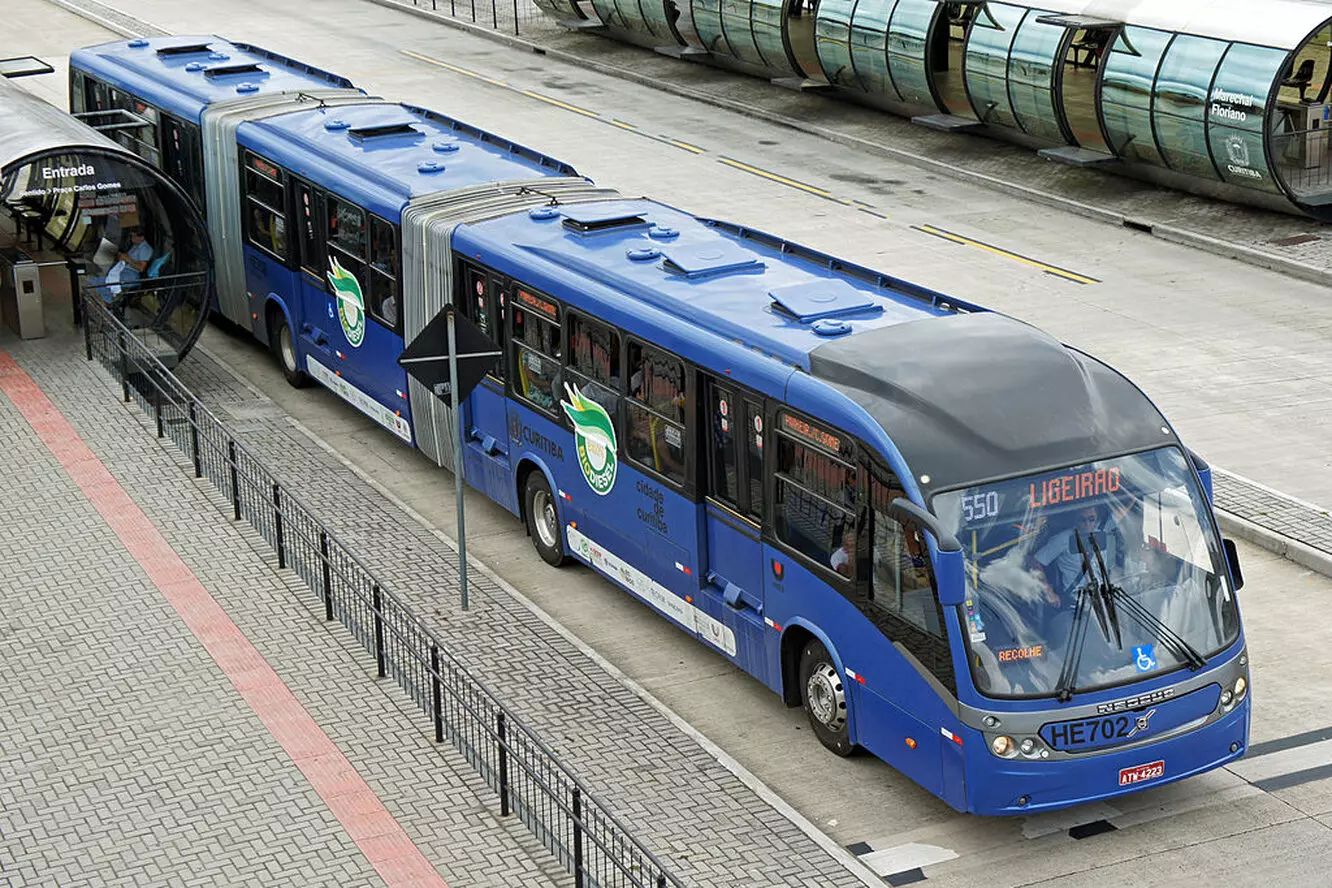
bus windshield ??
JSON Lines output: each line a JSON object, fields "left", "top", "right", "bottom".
{"left": 933, "top": 447, "right": 1240, "bottom": 699}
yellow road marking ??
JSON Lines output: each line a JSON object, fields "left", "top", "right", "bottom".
{"left": 915, "top": 224, "right": 1099, "bottom": 285}
{"left": 400, "top": 49, "right": 507, "bottom": 87}
{"left": 669, "top": 139, "right": 704, "bottom": 154}
{"left": 611, "top": 119, "right": 637, "bottom": 130}
{"left": 519, "top": 89, "right": 600, "bottom": 118}
{"left": 717, "top": 157, "right": 831, "bottom": 198}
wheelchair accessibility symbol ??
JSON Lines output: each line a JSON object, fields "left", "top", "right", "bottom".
{"left": 1134, "top": 644, "right": 1157, "bottom": 673}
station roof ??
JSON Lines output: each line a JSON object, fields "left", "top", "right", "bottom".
{"left": 461, "top": 198, "right": 958, "bottom": 370}
{"left": 1032, "top": 0, "right": 1332, "bottom": 50}
{"left": 70, "top": 36, "right": 356, "bottom": 119}
{"left": 240, "top": 101, "right": 578, "bottom": 217}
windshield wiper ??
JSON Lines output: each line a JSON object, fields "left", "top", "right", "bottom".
{"left": 1054, "top": 533, "right": 1111, "bottom": 702}
{"left": 1088, "top": 536, "right": 1123, "bottom": 649}
{"left": 1088, "top": 538, "right": 1206, "bottom": 670}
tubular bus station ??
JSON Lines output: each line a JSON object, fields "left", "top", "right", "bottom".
{"left": 535, "top": 0, "right": 1332, "bottom": 218}
{"left": 0, "top": 62, "right": 211, "bottom": 366}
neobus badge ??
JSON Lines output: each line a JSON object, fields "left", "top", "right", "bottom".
{"left": 1030, "top": 467, "right": 1120, "bottom": 508}
{"left": 1095, "top": 686, "right": 1175, "bottom": 715}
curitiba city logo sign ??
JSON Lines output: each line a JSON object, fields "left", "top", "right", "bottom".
{"left": 328, "top": 256, "right": 366, "bottom": 347}
{"left": 562, "top": 382, "right": 617, "bottom": 495}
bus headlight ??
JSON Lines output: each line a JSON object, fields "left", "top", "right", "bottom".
{"left": 1019, "top": 737, "right": 1037, "bottom": 756}
{"left": 991, "top": 735, "right": 1016, "bottom": 758}
{"left": 1233, "top": 676, "right": 1247, "bottom": 700}
{"left": 1220, "top": 689, "right": 1233, "bottom": 709}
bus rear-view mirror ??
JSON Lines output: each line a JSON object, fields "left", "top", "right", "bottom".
{"left": 1223, "top": 538, "right": 1244, "bottom": 591}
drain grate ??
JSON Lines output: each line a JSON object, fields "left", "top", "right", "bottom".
{"left": 1269, "top": 233, "right": 1321, "bottom": 247}
{"left": 1069, "top": 819, "right": 1119, "bottom": 839}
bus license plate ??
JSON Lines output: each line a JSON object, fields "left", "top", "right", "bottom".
{"left": 1118, "top": 760, "right": 1165, "bottom": 786}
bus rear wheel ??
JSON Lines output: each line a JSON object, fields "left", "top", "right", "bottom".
{"left": 799, "top": 639, "right": 856, "bottom": 757}
{"left": 524, "top": 472, "right": 569, "bottom": 567}
{"left": 270, "top": 312, "right": 309, "bottom": 388}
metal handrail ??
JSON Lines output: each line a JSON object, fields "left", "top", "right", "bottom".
{"left": 80, "top": 290, "right": 685, "bottom": 888}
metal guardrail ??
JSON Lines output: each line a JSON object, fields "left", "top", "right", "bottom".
{"left": 81, "top": 292, "right": 684, "bottom": 888}
{"left": 1271, "top": 127, "right": 1332, "bottom": 197}
{"left": 403, "top": 0, "right": 545, "bottom": 35}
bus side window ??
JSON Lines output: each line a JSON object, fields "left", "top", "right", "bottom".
{"left": 326, "top": 194, "right": 367, "bottom": 286}
{"left": 705, "top": 379, "right": 740, "bottom": 509}
{"left": 162, "top": 116, "right": 205, "bottom": 220}
{"left": 625, "top": 341, "right": 686, "bottom": 486}
{"left": 774, "top": 424, "right": 857, "bottom": 578}
{"left": 459, "top": 265, "right": 507, "bottom": 380}
{"left": 295, "top": 182, "right": 323, "bottom": 277}
{"left": 566, "top": 312, "right": 621, "bottom": 421}
{"left": 242, "top": 151, "right": 289, "bottom": 263}
{"left": 70, "top": 72, "right": 87, "bottom": 114}
{"left": 367, "top": 215, "right": 398, "bottom": 332}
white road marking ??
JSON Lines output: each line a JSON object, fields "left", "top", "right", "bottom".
{"left": 860, "top": 842, "right": 959, "bottom": 876}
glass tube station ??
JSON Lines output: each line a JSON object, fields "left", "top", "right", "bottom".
{"left": 535, "top": 0, "right": 1332, "bottom": 217}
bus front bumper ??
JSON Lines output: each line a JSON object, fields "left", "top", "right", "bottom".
{"left": 964, "top": 698, "right": 1250, "bottom": 816}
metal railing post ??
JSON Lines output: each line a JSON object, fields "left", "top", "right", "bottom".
{"left": 657, "top": 875, "right": 667, "bottom": 888}
{"left": 573, "top": 787, "right": 585, "bottom": 888}
{"left": 229, "top": 439, "right": 241, "bottom": 521}
{"left": 154, "top": 384, "right": 164, "bottom": 438}
{"left": 431, "top": 644, "right": 444, "bottom": 743}
{"left": 188, "top": 402, "right": 201, "bottom": 477}
{"left": 498, "top": 711, "right": 510, "bottom": 816}
{"left": 118, "top": 332, "right": 130, "bottom": 402}
{"left": 513, "top": 0, "right": 519, "bottom": 35}
{"left": 83, "top": 306, "right": 93, "bottom": 360}
{"left": 68, "top": 260, "right": 83, "bottom": 328}
{"left": 320, "top": 530, "right": 333, "bottom": 621}
{"left": 372, "top": 583, "right": 386, "bottom": 678}
{"left": 273, "top": 483, "right": 286, "bottom": 569}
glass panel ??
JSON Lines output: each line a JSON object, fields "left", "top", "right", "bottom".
{"left": 1152, "top": 35, "right": 1228, "bottom": 178}
{"left": 296, "top": 184, "right": 321, "bottom": 274}
{"left": 816, "top": 0, "right": 860, "bottom": 90}
{"left": 533, "top": 0, "right": 583, "bottom": 18}
{"left": 1101, "top": 27, "right": 1172, "bottom": 167}
{"left": 246, "top": 201, "right": 288, "bottom": 260}
{"left": 1008, "top": 10, "right": 1068, "bottom": 142}
{"left": 745, "top": 401, "right": 764, "bottom": 522}
{"left": 775, "top": 436, "right": 856, "bottom": 570}
{"left": 886, "top": 0, "right": 938, "bottom": 107}
{"left": 638, "top": 0, "right": 677, "bottom": 39}
{"left": 591, "top": 0, "right": 635, "bottom": 31}
{"left": 934, "top": 447, "right": 1238, "bottom": 700}
{"left": 848, "top": 0, "right": 900, "bottom": 98}
{"left": 964, "top": 2, "right": 1023, "bottom": 128}
{"left": 751, "top": 0, "right": 792, "bottom": 72}
{"left": 326, "top": 196, "right": 366, "bottom": 260}
{"left": 692, "top": 0, "right": 733, "bottom": 55}
{"left": 708, "top": 385, "right": 740, "bottom": 506}
{"left": 569, "top": 314, "right": 620, "bottom": 388}
{"left": 628, "top": 403, "right": 686, "bottom": 484}
{"left": 720, "top": 0, "right": 765, "bottom": 66}
{"left": 1209, "top": 43, "right": 1286, "bottom": 194}
{"left": 629, "top": 342, "right": 685, "bottom": 422}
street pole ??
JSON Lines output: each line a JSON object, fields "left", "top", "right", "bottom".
{"left": 446, "top": 307, "right": 469, "bottom": 610}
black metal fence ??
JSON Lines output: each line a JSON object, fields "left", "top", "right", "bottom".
{"left": 403, "top": 0, "right": 545, "bottom": 36}
{"left": 1271, "top": 127, "right": 1332, "bottom": 197}
{"left": 81, "top": 293, "right": 683, "bottom": 888}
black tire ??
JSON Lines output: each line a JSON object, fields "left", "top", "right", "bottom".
{"left": 524, "top": 471, "right": 569, "bottom": 567}
{"left": 270, "top": 311, "right": 310, "bottom": 388}
{"left": 799, "top": 639, "right": 857, "bottom": 757}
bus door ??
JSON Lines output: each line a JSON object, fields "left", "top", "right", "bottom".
{"left": 458, "top": 264, "right": 515, "bottom": 512}
{"left": 292, "top": 179, "right": 335, "bottom": 367}
{"left": 697, "top": 379, "right": 772, "bottom": 684}
{"left": 240, "top": 151, "right": 297, "bottom": 330}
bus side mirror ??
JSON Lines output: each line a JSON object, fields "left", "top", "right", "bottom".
{"left": 1223, "top": 538, "right": 1244, "bottom": 592}
{"left": 888, "top": 498, "right": 966, "bottom": 606}
{"left": 1189, "top": 448, "right": 1214, "bottom": 504}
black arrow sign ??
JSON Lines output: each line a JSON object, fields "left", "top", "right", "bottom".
{"left": 398, "top": 308, "right": 501, "bottom": 402}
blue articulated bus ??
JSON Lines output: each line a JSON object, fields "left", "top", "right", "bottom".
{"left": 70, "top": 36, "right": 1251, "bottom": 815}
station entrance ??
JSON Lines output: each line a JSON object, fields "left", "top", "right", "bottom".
{"left": 0, "top": 61, "right": 211, "bottom": 366}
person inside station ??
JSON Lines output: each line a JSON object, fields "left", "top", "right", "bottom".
{"left": 87, "top": 226, "right": 152, "bottom": 304}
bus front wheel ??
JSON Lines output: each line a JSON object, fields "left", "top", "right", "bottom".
{"left": 524, "top": 472, "right": 569, "bottom": 567}
{"left": 799, "top": 639, "right": 856, "bottom": 757}
{"left": 271, "top": 312, "right": 310, "bottom": 388}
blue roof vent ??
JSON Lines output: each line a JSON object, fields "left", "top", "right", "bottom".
{"left": 812, "top": 319, "right": 853, "bottom": 337}
{"left": 185, "top": 62, "right": 207, "bottom": 72}
{"left": 418, "top": 160, "right": 445, "bottom": 174}
{"left": 323, "top": 118, "right": 350, "bottom": 132}
{"left": 236, "top": 82, "right": 260, "bottom": 94}
{"left": 208, "top": 52, "right": 231, "bottom": 61}
{"left": 128, "top": 39, "right": 150, "bottom": 49}
{"left": 649, "top": 226, "right": 679, "bottom": 240}
{"left": 662, "top": 244, "right": 764, "bottom": 279}
{"left": 627, "top": 248, "right": 661, "bottom": 262}
{"left": 528, "top": 207, "right": 560, "bottom": 221}
{"left": 561, "top": 203, "right": 648, "bottom": 234}
{"left": 433, "top": 140, "right": 460, "bottom": 153}
{"left": 769, "top": 280, "right": 883, "bottom": 323}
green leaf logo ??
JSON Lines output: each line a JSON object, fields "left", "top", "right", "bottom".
{"left": 562, "top": 383, "right": 617, "bottom": 495}
{"left": 328, "top": 255, "right": 366, "bottom": 347}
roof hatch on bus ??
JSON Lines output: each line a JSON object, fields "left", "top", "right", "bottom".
{"left": 348, "top": 122, "right": 422, "bottom": 141}
{"left": 204, "top": 63, "right": 267, "bottom": 79}
{"left": 768, "top": 280, "right": 883, "bottom": 323}
{"left": 661, "top": 243, "right": 764, "bottom": 278}
{"left": 561, "top": 203, "right": 648, "bottom": 234}
{"left": 156, "top": 43, "right": 213, "bottom": 57}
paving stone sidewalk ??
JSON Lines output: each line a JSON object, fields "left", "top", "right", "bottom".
{"left": 0, "top": 329, "right": 566, "bottom": 888}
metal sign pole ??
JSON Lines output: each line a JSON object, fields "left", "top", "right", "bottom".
{"left": 446, "top": 308, "right": 469, "bottom": 610}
